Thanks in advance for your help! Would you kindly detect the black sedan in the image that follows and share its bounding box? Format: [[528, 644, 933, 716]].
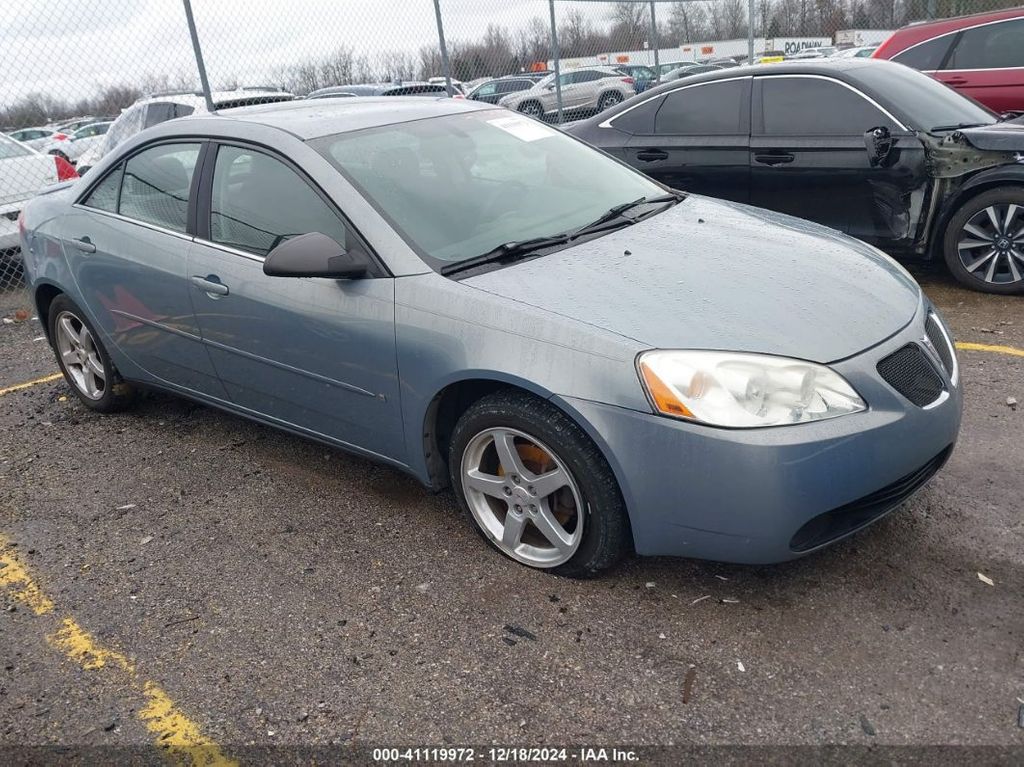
[[567, 59, 1024, 294]]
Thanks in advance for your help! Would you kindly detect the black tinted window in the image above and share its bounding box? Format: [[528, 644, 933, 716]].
[[143, 102, 176, 128], [760, 77, 895, 136], [656, 79, 749, 135], [119, 143, 200, 232], [82, 163, 122, 212], [892, 35, 954, 70], [948, 19, 1024, 69], [210, 145, 347, 257]]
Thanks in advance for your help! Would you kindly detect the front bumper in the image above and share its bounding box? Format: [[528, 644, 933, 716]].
[[555, 303, 962, 564]]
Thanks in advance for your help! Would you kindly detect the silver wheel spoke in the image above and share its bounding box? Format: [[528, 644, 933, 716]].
[[501, 512, 527, 549], [86, 355, 105, 378], [493, 431, 527, 477], [962, 222, 993, 241], [58, 315, 81, 346], [965, 249, 996, 273], [985, 205, 1003, 232], [465, 469, 508, 500], [61, 349, 79, 367], [533, 504, 574, 551], [1007, 252, 1022, 283], [530, 467, 569, 500], [958, 238, 992, 250], [985, 251, 1000, 283], [1004, 204, 1018, 233]]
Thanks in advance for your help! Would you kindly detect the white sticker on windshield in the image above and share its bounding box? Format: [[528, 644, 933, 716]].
[[486, 115, 556, 142]]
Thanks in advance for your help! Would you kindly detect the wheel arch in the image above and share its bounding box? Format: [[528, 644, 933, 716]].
[[33, 281, 64, 343], [929, 167, 1024, 258]]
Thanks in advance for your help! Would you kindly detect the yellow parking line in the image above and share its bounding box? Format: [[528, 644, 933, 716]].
[[0, 534, 236, 767], [956, 342, 1024, 358], [0, 372, 63, 397]]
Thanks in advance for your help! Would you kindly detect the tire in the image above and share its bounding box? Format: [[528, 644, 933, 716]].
[[942, 186, 1024, 295], [47, 294, 135, 412], [518, 100, 543, 119], [448, 389, 630, 578], [598, 91, 623, 111]]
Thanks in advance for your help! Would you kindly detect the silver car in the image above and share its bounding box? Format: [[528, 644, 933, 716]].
[[20, 98, 961, 577], [498, 67, 635, 120]]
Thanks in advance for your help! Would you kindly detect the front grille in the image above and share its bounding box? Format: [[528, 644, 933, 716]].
[[877, 344, 945, 407], [789, 445, 953, 552], [926, 313, 956, 382]]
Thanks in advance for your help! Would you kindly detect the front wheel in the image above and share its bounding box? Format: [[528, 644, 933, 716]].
[[598, 91, 623, 111], [518, 100, 543, 119], [448, 390, 630, 578], [48, 294, 135, 412], [943, 186, 1024, 294]]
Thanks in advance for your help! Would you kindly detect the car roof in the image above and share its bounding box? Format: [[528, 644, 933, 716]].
[[195, 96, 493, 139], [902, 4, 1023, 30]]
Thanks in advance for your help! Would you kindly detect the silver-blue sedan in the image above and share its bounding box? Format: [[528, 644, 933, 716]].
[[19, 97, 962, 577]]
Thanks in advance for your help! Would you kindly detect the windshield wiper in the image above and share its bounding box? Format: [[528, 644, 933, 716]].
[[440, 234, 571, 275], [569, 192, 685, 238], [930, 121, 991, 132]]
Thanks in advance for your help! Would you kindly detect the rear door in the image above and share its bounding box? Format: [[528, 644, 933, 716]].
[[187, 142, 404, 460], [936, 18, 1024, 113], [750, 75, 921, 242], [64, 141, 225, 396], [623, 77, 751, 202]]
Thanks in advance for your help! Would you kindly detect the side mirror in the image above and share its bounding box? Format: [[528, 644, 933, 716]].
[[864, 126, 893, 167], [263, 232, 371, 279]]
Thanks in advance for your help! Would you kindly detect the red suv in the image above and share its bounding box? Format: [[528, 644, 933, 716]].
[[873, 7, 1024, 113]]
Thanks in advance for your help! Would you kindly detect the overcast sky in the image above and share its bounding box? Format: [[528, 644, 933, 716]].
[[3, 0, 621, 102]]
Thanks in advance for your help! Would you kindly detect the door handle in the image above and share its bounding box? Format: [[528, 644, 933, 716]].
[[754, 151, 795, 166], [190, 275, 229, 297], [70, 236, 96, 253], [636, 149, 669, 162]]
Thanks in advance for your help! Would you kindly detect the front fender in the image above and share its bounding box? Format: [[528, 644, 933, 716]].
[[930, 164, 1024, 256]]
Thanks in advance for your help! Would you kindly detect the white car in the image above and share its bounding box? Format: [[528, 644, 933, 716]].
[[75, 88, 293, 174], [6, 127, 73, 160], [63, 121, 111, 164], [0, 133, 77, 251]]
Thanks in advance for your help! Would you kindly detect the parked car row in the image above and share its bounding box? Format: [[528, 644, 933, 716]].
[[0, 132, 77, 256]]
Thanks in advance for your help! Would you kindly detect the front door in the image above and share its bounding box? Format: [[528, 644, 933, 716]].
[[187, 142, 404, 461], [623, 77, 751, 202], [750, 75, 925, 244]]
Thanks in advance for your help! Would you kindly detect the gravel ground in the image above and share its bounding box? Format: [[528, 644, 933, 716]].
[[0, 263, 1022, 757]]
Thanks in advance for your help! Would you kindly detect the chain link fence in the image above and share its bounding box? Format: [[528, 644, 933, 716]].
[[2, 0, 1018, 303]]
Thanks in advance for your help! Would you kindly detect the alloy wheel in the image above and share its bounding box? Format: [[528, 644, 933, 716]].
[[55, 310, 106, 400], [957, 203, 1024, 285], [460, 427, 584, 568], [520, 102, 542, 118], [599, 93, 622, 110]]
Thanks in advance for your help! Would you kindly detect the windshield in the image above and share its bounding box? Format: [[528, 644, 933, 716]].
[[311, 110, 663, 266], [854, 64, 997, 132]]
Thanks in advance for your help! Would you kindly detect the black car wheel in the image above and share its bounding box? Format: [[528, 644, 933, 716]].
[[944, 187, 1024, 295], [448, 389, 630, 578], [598, 92, 623, 111], [518, 100, 543, 119]]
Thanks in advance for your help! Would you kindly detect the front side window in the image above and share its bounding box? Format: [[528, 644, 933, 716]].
[[475, 82, 497, 97], [892, 35, 955, 71], [947, 19, 1024, 70], [759, 77, 896, 136], [210, 145, 348, 257], [656, 79, 749, 135], [119, 143, 201, 232], [81, 163, 122, 212], [312, 110, 662, 267]]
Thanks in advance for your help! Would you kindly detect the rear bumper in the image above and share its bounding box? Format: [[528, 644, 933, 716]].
[[555, 304, 962, 564]]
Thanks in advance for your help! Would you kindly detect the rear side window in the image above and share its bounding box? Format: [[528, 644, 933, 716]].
[[209, 145, 348, 257], [892, 35, 954, 71], [81, 163, 122, 212], [947, 19, 1024, 70], [656, 79, 749, 135], [119, 143, 201, 232], [759, 77, 896, 136]]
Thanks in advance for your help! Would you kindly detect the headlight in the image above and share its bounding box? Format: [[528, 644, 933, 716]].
[[637, 350, 866, 428]]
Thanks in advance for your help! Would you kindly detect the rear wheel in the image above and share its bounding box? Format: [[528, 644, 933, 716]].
[[943, 186, 1024, 294], [449, 390, 629, 578], [518, 100, 543, 119], [48, 294, 135, 412], [598, 91, 623, 111]]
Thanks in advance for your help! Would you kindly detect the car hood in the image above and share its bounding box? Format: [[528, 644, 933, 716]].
[[954, 118, 1024, 151], [462, 196, 921, 364]]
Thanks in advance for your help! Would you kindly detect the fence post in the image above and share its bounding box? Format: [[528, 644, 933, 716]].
[[926, 0, 937, 19], [547, 0, 563, 124], [432, 0, 454, 97], [649, 1, 659, 81], [747, 0, 755, 64], [181, 0, 215, 113]]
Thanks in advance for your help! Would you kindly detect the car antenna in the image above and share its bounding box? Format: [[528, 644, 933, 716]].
[[181, 0, 217, 115]]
